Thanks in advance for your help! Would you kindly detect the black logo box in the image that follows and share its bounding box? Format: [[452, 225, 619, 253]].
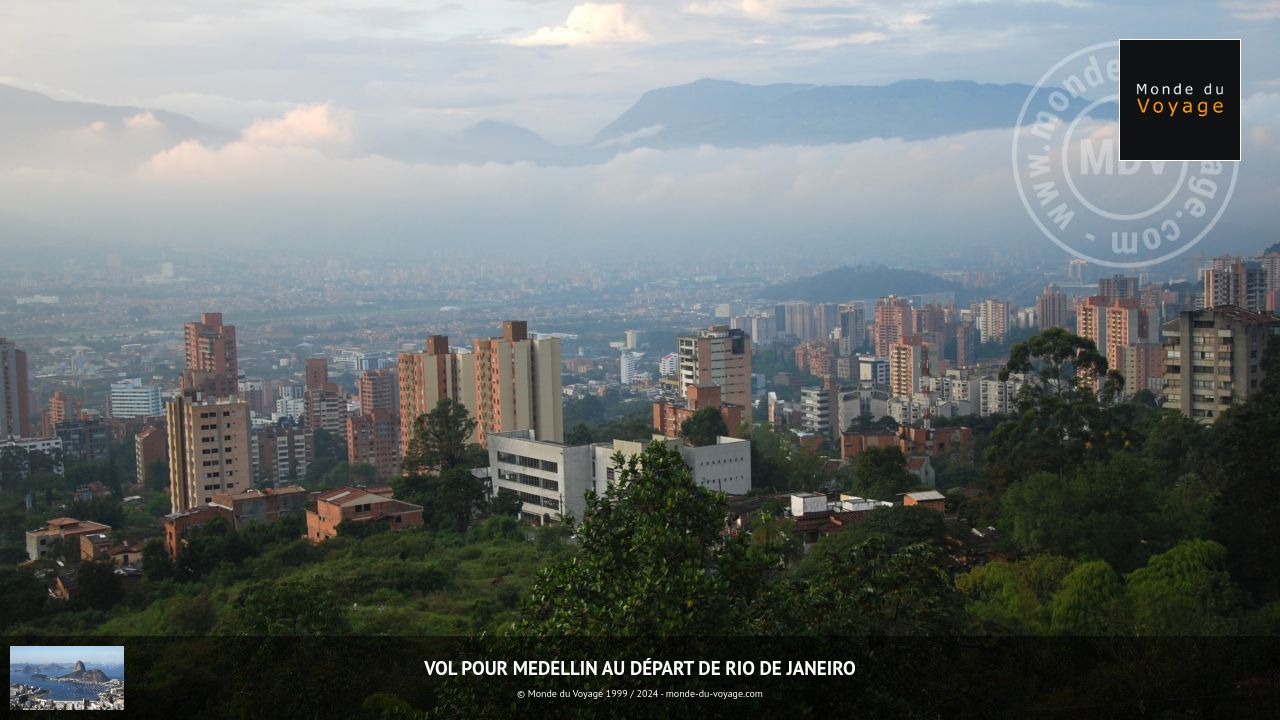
[[1119, 39, 1241, 161]]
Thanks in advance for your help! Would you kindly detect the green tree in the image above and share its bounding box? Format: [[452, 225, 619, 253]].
[[77, 559, 124, 611], [680, 405, 728, 447], [142, 538, 174, 581], [807, 505, 946, 560], [956, 555, 1075, 634], [1048, 560, 1123, 635], [488, 488, 523, 518], [230, 580, 351, 635], [515, 441, 770, 635], [1124, 539, 1239, 635], [168, 591, 218, 635], [998, 453, 1159, 571], [402, 398, 477, 474], [786, 538, 965, 636], [1207, 335, 1280, 601], [0, 565, 48, 629], [851, 446, 917, 501]]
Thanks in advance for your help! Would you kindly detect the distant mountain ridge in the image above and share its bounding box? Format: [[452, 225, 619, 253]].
[[593, 78, 1113, 151], [0, 77, 1115, 166], [761, 265, 962, 304]]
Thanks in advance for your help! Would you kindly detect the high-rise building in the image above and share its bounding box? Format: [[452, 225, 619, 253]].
[[1162, 306, 1280, 423], [677, 325, 752, 409], [238, 379, 274, 417], [1104, 299, 1148, 362], [55, 418, 111, 466], [1098, 274, 1140, 302], [472, 321, 564, 446], [1037, 284, 1070, 330], [658, 353, 679, 377], [800, 383, 836, 440], [838, 302, 866, 351], [43, 390, 78, 436], [167, 392, 252, 513], [1076, 295, 1110, 352], [302, 357, 347, 435], [250, 425, 314, 487], [889, 336, 931, 399], [398, 323, 563, 452], [780, 301, 815, 341], [873, 296, 914, 358], [1078, 295, 1149, 367], [109, 378, 164, 418], [357, 367, 399, 416], [0, 338, 31, 438], [182, 313, 238, 397], [747, 315, 775, 346], [135, 423, 167, 487], [955, 321, 978, 369], [346, 409, 402, 480], [620, 350, 642, 385], [1255, 250, 1280, 293], [814, 303, 839, 340], [305, 358, 329, 391], [1204, 258, 1269, 313], [978, 299, 1011, 343], [398, 335, 475, 454], [1114, 342, 1164, 397]]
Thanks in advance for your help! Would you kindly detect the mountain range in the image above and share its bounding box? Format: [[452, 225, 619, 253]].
[[761, 266, 963, 304], [0, 78, 1114, 167]]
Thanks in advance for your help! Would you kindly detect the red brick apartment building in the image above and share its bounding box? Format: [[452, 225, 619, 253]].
[[306, 486, 423, 542]]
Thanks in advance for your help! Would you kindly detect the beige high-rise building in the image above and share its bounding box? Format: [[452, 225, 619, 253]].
[[889, 336, 931, 399], [472, 321, 563, 446], [677, 325, 752, 409], [979, 299, 1011, 343], [398, 322, 561, 453], [167, 392, 252, 513], [1204, 259, 1268, 313], [1162, 306, 1280, 423]]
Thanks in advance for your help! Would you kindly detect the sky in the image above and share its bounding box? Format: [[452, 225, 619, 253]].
[[1, 1, 1278, 266], [10, 645, 125, 666]]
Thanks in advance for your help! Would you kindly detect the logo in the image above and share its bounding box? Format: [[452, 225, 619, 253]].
[[1119, 39, 1241, 161], [1013, 41, 1238, 268]]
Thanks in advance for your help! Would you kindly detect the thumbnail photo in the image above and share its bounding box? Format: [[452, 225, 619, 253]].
[[9, 645, 124, 711]]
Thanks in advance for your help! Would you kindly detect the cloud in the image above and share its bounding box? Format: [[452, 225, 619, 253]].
[[123, 111, 162, 130], [5, 91, 1278, 268], [1221, 0, 1280, 21], [595, 123, 665, 148], [241, 103, 351, 146], [789, 31, 888, 50], [509, 3, 650, 47]]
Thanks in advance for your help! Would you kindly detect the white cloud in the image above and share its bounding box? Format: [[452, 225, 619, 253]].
[[789, 31, 888, 51], [123, 111, 162, 130], [595, 123, 665, 148], [242, 103, 352, 147], [509, 3, 649, 47]]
